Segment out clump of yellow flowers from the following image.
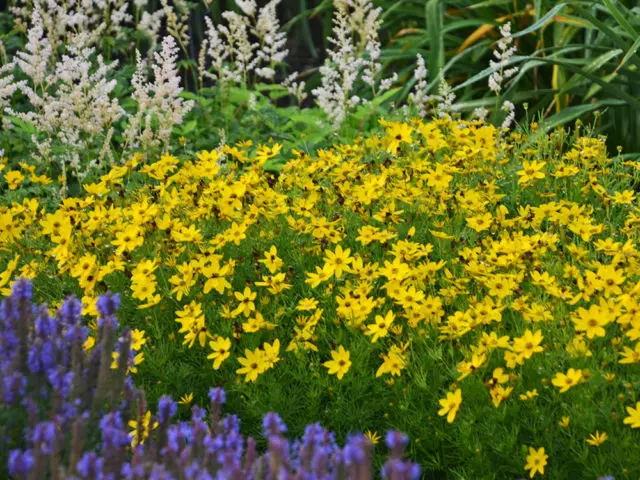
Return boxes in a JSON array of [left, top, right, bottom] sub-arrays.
[[3, 116, 640, 477]]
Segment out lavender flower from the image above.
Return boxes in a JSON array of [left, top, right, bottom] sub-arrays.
[[1, 281, 419, 479]]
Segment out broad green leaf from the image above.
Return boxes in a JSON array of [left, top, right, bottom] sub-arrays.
[[543, 99, 627, 130], [425, 0, 444, 86], [512, 3, 567, 38]]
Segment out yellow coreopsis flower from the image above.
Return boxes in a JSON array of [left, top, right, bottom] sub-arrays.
[[585, 431, 607, 447], [364, 430, 381, 445], [128, 411, 158, 447], [437, 388, 462, 423], [466, 212, 493, 232], [551, 368, 583, 393], [524, 446, 548, 478], [232, 287, 257, 317], [323, 245, 353, 278], [4, 170, 25, 190], [365, 310, 395, 343], [236, 348, 267, 382], [517, 160, 546, 184], [623, 402, 640, 428], [323, 345, 352, 380], [259, 245, 284, 274], [207, 337, 232, 370]]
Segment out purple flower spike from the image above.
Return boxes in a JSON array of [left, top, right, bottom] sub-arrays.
[[8, 450, 34, 477], [96, 292, 121, 318], [158, 395, 178, 424], [12, 278, 33, 302], [385, 430, 408, 450], [262, 412, 287, 438], [208, 387, 226, 405]]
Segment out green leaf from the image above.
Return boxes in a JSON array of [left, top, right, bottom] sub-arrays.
[[542, 99, 627, 130], [512, 3, 568, 38], [4, 116, 37, 135], [425, 0, 444, 86], [602, 0, 639, 39]]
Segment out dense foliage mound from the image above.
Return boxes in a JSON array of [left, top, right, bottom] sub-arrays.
[[2, 117, 640, 477]]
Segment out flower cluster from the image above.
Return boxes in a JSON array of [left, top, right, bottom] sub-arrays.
[[1, 280, 418, 479], [2, 117, 640, 477], [312, 0, 396, 129]]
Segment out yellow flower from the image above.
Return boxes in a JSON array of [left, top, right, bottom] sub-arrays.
[[585, 431, 607, 447], [551, 368, 583, 393], [236, 348, 266, 382], [207, 337, 231, 370], [519, 389, 538, 401], [323, 245, 353, 278], [112, 224, 144, 255], [259, 245, 284, 274], [558, 416, 570, 429], [178, 393, 194, 405], [364, 430, 381, 445], [517, 160, 546, 184], [4, 170, 25, 190], [619, 343, 640, 364], [232, 287, 257, 318], [437, 388, 462, 423], [511, 330, 544, 359], [365, 310, 395, 343], [323, 345, 352, 380], [524, 446, 548, 478], [296, 297, 319, 311], [466, 212, 493, 232], [623, 402, 640, 428], [128, 411, 158, 447]]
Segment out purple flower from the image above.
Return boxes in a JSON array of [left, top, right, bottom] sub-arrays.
[[262, 412, 287, 438], [77, 452, 104, 479], [96, 293, 121, 318], [8, 449, 33, 477], [343, 434, 366, 466], [47, 368, 73, 399], [158, 395, 178, 424], [208, 387, 226, 405], [385, 430, 408, 450], [2, 372, 26, 405], [59, 296, 83, 327], [12, 278, 33, 303], [31, 421, 57, 454]]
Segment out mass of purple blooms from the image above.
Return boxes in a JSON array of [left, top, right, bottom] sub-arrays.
[[0, 279, 421, 479]]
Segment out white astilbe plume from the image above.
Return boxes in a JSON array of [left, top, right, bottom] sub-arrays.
[[489, 22, 519, 95], [10, 0, 133, 52], [160, 0, 190, 49], [312, 0, 395, 130], [201, 0, 290, 88], [0, 64, 23, 112], [13, 10, 51, 86], [138, 9, 166, 54], [126, 36, 195, 152], [501, 100, 516, 130], [283, 72, 308, 104], [434, 76, 458, 119], [473, 107, 489, 122], [312, 6, 364, 129], [6, 12, 124, 183], [254, 0, 288, 80], [236, 0, 258, 17], [222, 11, 258, 81], [202, 16, 233, 86], [407, 54, 432, 118]]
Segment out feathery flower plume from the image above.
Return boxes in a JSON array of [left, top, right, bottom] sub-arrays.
[[312, 0, 395, 129], [126, 35, 195, 152], [488, 22, 519, 95]]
